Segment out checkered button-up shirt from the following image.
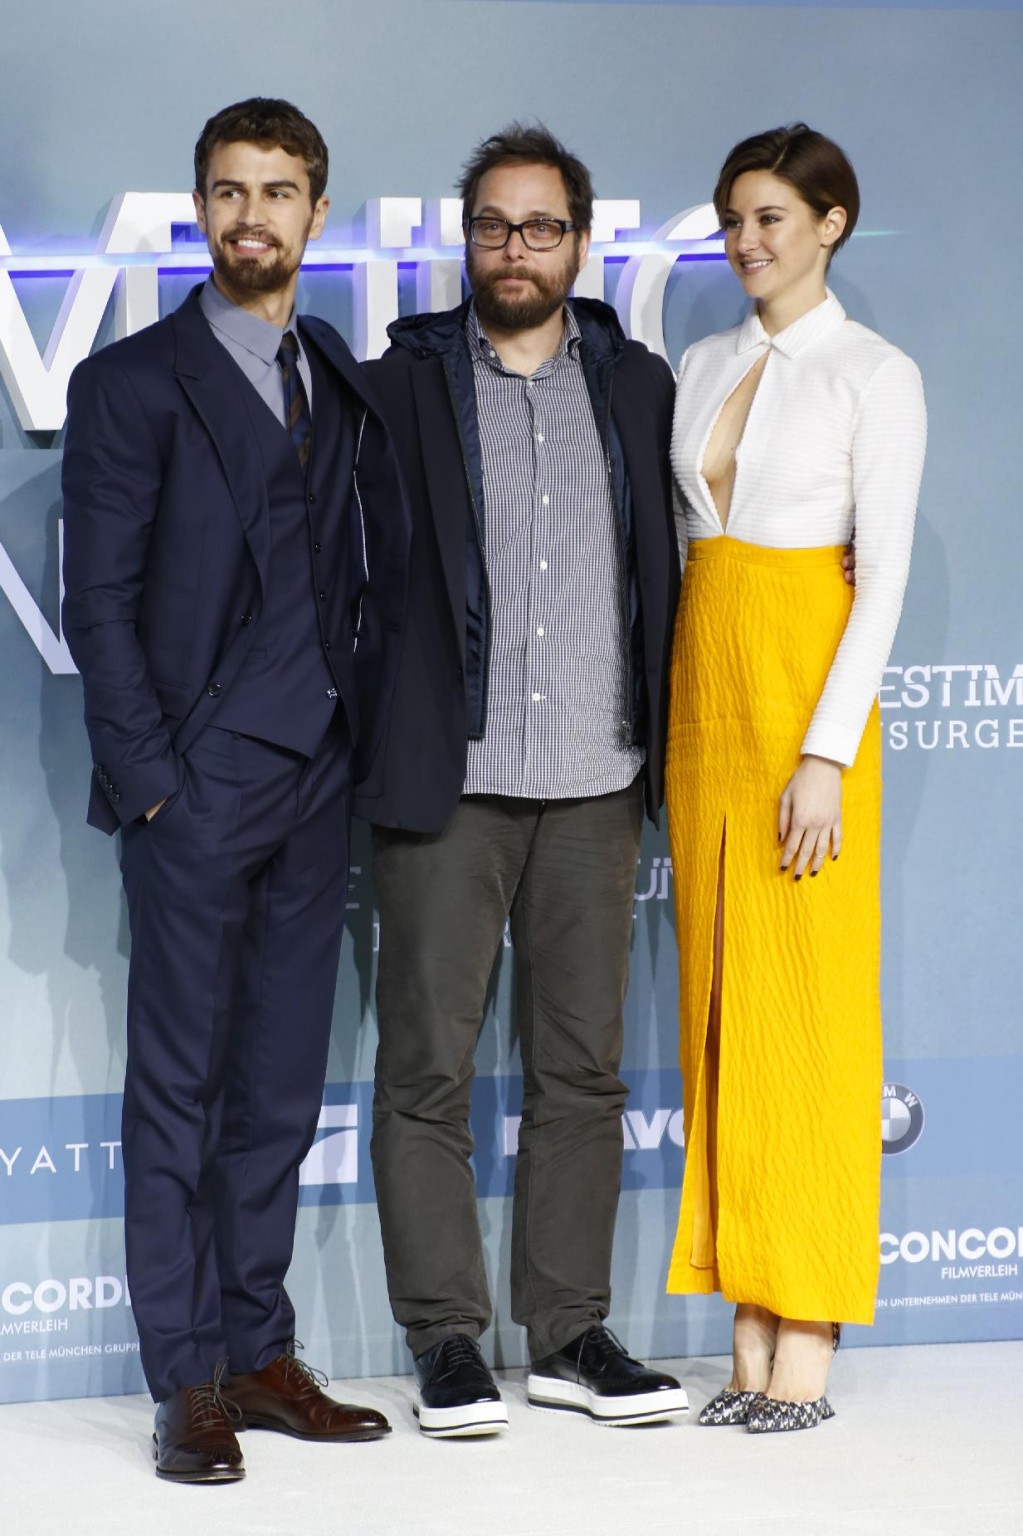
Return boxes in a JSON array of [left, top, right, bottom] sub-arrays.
[[463, 304, 644, 800]]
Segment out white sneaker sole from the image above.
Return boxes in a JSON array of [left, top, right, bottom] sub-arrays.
[[413, 1397, 509, 1438], [526, 1375, 689, 1426]]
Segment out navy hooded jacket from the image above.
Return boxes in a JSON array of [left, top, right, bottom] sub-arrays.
[[354, 297, 679, 833]]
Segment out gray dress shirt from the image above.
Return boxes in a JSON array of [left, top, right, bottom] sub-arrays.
[[198, 277, 313, 424]]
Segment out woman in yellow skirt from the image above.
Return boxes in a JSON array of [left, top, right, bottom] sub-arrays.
[[666, 125, 926, 1432]]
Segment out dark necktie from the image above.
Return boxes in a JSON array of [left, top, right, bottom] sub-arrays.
[[276, 332, 313, 469]]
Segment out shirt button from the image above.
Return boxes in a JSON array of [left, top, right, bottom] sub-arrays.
[[539, 560, 548, 571], [532, 692, 541, 702], [536, 626, 544, 637], [536, 433, 544, 443], [541, 495, 549, 507]]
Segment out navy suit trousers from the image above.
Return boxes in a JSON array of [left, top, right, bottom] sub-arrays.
[[118, 716, 350, 1401]]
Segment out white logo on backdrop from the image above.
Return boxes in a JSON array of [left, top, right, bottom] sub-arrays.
[[0, 197, 723, 675], [880, 1083, 925, 1155], [880, 1227, 1023, 1267], [1, 1275, 131, 1322], [881, 663, 1023, 751], [501, 1108, 685, 1156], [298, 1104, 359, 1187], [0, 1141, 121, 1178]]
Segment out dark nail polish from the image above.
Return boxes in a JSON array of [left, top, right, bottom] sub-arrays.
[[794, 874, 801, 882], [810, 871, 818, 878]]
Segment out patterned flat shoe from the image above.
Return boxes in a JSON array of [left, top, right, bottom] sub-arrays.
[[746, 1395, 835, 1433], [698, 1388, 763, 1426]]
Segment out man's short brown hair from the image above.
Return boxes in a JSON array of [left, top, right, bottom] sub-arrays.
[[458, 123, 594, 231], [194, 98, 329, 204]]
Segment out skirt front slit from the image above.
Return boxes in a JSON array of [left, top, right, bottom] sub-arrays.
[[665, 536, 882, 1325]]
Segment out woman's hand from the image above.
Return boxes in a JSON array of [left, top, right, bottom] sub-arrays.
[[778, 755, 843, 879]]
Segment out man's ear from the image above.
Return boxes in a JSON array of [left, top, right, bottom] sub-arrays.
[[308, 195, 330, 242]]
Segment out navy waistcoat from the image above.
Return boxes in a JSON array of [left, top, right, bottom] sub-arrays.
[[216, 343, 365, 756]]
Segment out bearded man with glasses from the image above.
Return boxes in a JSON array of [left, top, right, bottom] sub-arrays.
[[357, 123, 688, 1437]]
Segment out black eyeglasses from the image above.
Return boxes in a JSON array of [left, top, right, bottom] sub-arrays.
[[467, 216, 577, 252]]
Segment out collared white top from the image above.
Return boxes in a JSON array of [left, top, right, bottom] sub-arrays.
[[671, 290, 927, 766]]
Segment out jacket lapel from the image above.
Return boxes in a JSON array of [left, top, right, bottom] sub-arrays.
[[171, 288, 270, 589], [299, 315, 371, 404], [411, 361, 468, 653]]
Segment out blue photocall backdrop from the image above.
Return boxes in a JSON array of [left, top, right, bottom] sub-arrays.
[[1, 0, 1020, 1402]]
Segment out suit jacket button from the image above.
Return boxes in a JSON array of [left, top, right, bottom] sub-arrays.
[[241, 612, 253, 625], [326, 687, 338, 700], [207, 682, 222, 697]]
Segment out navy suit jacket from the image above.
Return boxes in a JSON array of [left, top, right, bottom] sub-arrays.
[[61, 286, 409, 833]]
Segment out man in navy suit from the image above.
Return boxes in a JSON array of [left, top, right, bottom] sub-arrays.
[[62, 99, 408, 1482]]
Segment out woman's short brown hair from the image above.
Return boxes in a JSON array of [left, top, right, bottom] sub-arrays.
[[713, 124, 860, 259]]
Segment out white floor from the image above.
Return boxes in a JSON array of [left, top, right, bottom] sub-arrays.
[[2, 1342, 1020, 1536]]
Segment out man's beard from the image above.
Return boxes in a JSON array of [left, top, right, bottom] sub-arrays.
[[212, 232, 302, 296], [469, 250, 579, 332]]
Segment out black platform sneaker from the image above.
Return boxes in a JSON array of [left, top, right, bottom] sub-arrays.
[[527, 1325, 688, 1426]]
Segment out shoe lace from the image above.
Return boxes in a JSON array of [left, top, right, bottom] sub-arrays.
[[433, 1335, 486, 1381], [571, 1325, 629, 1376], [280, 1339, 329, 1392], [189, 1360, 242, 1430]]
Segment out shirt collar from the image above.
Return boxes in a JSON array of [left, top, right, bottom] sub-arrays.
[[735, 288, 846, 359], [466, 300, 581, 371], [199, 277, 299, 363]]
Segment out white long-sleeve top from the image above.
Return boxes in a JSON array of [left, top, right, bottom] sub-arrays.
[[671, 289, 927, 767]]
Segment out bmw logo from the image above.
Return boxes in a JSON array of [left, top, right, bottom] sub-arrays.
[[881, 1083, 924, 1155]]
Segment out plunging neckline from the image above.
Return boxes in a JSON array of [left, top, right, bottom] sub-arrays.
[[698, 350, 770, 533]]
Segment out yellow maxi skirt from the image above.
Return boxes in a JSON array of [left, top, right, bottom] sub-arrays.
[[665, 537, 882, 1325]]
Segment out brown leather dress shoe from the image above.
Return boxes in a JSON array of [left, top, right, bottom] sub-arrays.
[[153, 1381, 245, 1482], [226, 1351, 391, 1442]]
